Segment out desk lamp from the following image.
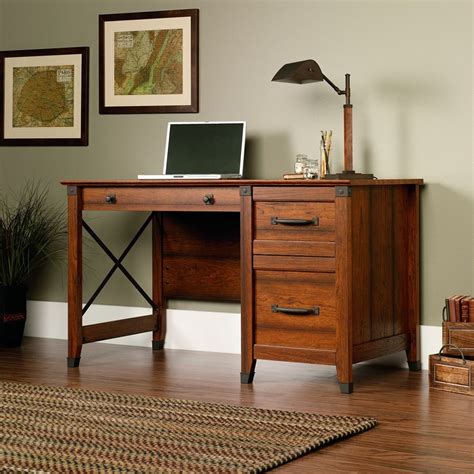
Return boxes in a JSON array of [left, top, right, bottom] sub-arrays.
[[272, 59, 373, 179]]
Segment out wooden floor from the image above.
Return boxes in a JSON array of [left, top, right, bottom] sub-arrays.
[[1, 337, 473, 473]]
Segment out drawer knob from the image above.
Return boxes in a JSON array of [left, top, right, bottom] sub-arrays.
[[271, 217, 319, 226], [271, 305, 320, 316], [105, 194, 117, 204], [203, 194, 215, 205]]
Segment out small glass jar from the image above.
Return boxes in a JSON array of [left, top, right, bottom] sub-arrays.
[[294, 154, 308, 174], [303, 158, 319, 179]]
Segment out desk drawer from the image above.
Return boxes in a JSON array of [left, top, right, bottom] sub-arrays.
[[254, 202, 335, 241], [255, 270, 336, 350], [82, 187, 240, 211]]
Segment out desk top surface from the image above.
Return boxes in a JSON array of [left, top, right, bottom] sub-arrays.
[[62, 178, 423, 187]]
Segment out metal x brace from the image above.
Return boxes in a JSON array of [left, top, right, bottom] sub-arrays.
[[81, 213, 156, 316]]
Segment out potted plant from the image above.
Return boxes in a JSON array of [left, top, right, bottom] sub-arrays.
[[0, 183, 65, 347]]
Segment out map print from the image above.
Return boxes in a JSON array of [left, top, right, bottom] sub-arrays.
[[12, 65, 74, 128], [114, 29, 183, 96]]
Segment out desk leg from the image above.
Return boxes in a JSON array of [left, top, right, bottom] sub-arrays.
[[335, 191, 353, 393], [240, 189, 256, 383], [152, 212, 166, 350], [406, 186, 421, 371], [67, 186, 83, 368]]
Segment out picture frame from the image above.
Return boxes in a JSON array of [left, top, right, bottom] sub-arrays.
[[99, 9, 199, 114], [0, 47, 89, 146]]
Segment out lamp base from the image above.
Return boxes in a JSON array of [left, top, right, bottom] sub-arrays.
[[322, 170, 375, 180]]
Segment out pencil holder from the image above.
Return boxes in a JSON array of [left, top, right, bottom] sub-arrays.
[[320, 131, 332, 178]]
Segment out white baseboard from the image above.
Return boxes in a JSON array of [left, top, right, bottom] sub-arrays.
[[420, 325, 443, 369], [361, 325, 442, 370], [24, 300, 241, 354], [25, 300, 441, 369]]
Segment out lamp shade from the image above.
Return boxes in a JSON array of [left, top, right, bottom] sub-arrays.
[[272, 59, 324, 84]]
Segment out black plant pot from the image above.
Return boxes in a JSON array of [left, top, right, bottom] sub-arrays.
[[0, 285, 27, 347]]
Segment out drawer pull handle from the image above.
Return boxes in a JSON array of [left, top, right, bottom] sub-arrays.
[[105, 194, 117, 204], [271, 305, 320, 316], [203, 194, 215, 205], [271, 217, 319, 226], [438, 344, 467, 364]]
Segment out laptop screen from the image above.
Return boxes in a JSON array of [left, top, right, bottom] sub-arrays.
[[164, 122, 246, 175]]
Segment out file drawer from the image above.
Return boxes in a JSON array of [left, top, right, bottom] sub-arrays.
[[254, 202, 335, 242], [255, 270, 336, 350]]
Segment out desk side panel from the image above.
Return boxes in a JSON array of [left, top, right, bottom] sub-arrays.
[[351, 185, 415, 359]]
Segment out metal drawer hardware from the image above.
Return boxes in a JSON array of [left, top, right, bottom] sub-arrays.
[[81, 214, 155, 316], [438, 344, 467, 365], [105, 194, 117, 204], [271, 216, 319, 226], [203, 194, 215, 205], [271, 305, 320, 316]]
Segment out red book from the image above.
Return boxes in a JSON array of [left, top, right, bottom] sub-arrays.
[[469, 298, 474, 323], [461, 297, 471, 323], [448, 295, 461, 322], [454, 295, 465, 322]]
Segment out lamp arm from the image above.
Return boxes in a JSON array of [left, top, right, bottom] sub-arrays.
[[322, 74, 344, 95], [322, 73, 351, 105]]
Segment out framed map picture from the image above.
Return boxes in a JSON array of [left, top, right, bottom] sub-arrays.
[[99, 9, 199, 114], [0, 47, 89, 146]]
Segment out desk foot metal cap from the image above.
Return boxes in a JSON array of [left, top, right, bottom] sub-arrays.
[[339, 382, 353, 394], [152, 340, 165, 350], [67, 357, 81, 368], [240, 372, 255, 384], [408, 360, 421, 371]]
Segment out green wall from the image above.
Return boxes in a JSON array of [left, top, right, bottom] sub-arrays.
[[0, 0, 472, 325]]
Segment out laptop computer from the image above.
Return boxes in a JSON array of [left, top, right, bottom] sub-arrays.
[[138, 121, 246, 179]]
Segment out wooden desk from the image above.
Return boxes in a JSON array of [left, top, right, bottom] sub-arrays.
[[62, 179, 423, 393]]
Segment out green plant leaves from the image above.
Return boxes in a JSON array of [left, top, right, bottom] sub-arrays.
[[0, 182, 66, 286]]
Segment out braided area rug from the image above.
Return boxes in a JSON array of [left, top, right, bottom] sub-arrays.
[[1, 381, 376, 473]]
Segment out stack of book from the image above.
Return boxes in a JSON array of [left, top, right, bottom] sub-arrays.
[[283, 173, 304, 180], [444, 295, 474, 322]]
